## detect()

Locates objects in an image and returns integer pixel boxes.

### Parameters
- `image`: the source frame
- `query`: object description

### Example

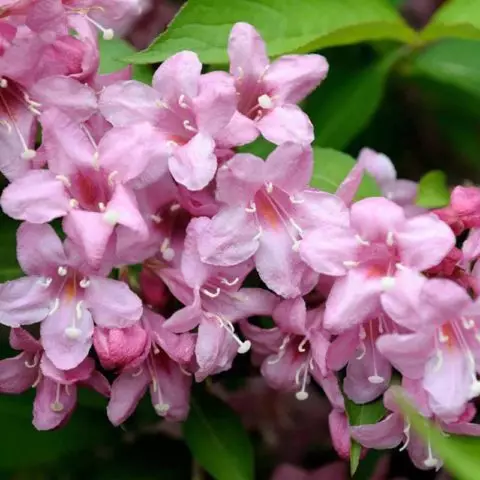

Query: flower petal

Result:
[350,413,404,449]
[0,354,37,393]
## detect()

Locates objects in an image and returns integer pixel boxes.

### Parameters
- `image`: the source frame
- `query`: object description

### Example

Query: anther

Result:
[55,175,71,187]
[368,375,385,384]
[0,78,7,88]
[253,228,263,241]
[178,94,188,109]
[462,317,475,330]
[104,210,120,225]
[438,329,449,343]
[220,277,240,287]
[108,170,118,186]
[37,277,52,287]
[380,276,396,291]
[343,261,359,268]
[21,149,36,160]
[355,234,370,246]
[292,241,301,252]
[65,326,82,340]
[202,287,221,298]
[258,94,274,109]
[49,298,60,316]
[57,266,68,277]
[183,120,197,132]
[154,403,170,414]
[79,278,90,288]
[289,195,304,204]
[386,231,394,246]
[245,202,257,213]
[150,214,163,224]
[298,337,308,353]
[265,182,273,194]
[69,199,79,208]
[170,203,180,212]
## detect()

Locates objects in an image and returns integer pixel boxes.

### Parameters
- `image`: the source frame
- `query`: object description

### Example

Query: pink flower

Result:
[378,274,480,422]
[1,109,156,266]
[0,328,109,431]
[163,217,279,381]
[242,296,343,407]
[0,223,142,370]
[100,51,238,191]
[107,308,194,425]
[351,380,480,471]
[299,197,455,332]
[198,143,347,298]
[227,22,328,145]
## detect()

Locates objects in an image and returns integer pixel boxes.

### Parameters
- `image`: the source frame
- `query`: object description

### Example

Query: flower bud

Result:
[93,324,149,371]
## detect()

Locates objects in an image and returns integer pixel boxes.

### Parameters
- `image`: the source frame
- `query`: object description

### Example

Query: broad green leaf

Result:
[128,0,415,65]
[308,50,402,150]
[395,388,480,480]
[311,148,382,200]
[98,36,153,84]
[416,170,450,208]
[0,213,21,281]
[0,393,115,470]
[422,0,480,41]
[345,397,386,475]
[183,391,254,480]
[410,39,480,99]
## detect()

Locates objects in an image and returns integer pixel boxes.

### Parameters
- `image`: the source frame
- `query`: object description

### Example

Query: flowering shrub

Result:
[1,0,480,479]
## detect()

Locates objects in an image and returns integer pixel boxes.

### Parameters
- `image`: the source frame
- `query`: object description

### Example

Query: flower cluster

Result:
[0,3,478,474]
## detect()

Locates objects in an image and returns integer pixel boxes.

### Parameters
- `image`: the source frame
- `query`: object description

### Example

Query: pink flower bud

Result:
[328,409,352,461]
[140,267,169,309]
[93,325,149,371]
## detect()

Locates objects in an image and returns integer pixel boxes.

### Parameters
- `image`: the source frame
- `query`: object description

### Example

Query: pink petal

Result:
[264,143,313,194]
[396,214,455,271]
[98,123,169,189]
[424,347,472,422]
[221,288,280,322]
[351,413,404,449]
[215,153,265,206]
[197,206,260,266]
[255,226,315,298]
[463,228,480,261]
[328,409,351,460]
[376,332,433,379]
[152,51,202,102]
[41,299,94,370]
[1,170,70,223]
[99,80,161,126]
[335,161,366,207]
[33,378,77,431]
[9,327,42,352]
[31,76,97,122]
[0,276,51,327]
[228,22,269,81]
[327,327,360,371]
[350,197,405,242]
[62,210,114,266]
[82,370,111,397]
[215,112,258,148]
[357,148,396,186]
[163,299,203,333]
[40,356,95,385]
[257,104,313,145]
[0,354,37,393]
[16,223,67,276]
[315,372,345,410]
[107,368,149,426]
[261,343,301,392]
[85,276,143,328]
[299,225,357,276]
[324,271,382,333]
[169,133,217,191]
[273,296,307,336]
[264,54,329,104]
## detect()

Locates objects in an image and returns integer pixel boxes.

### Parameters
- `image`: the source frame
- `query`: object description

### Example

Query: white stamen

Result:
[355,234,370,246]
[220,277,239,287]
[298,337,308,353]
[28,105,41,116]
[343,260,359,268]
[0,120,12,132]
[162,248,175,262]
[49,298,60,316]
[258,94,274,110]
[50,384,64,412]
[395,263,408,271]
[359,326,367,340]
[245,202,257,213]
[356,343,366,361]
[216,315,251,354]
[399,422,410,451]
[295,363,309,401]
[25,355,39,369]
[292,241,301,252]
[253,228,263,241]
[98,202,106,212]
[462,317,476,330]
[69,199,79,208]
[170,203,181,212]
[104,210,120,225]
[24,94,41,108]
[183,120,197,132]
[438,330,449,343]
[132,367,144,378]
[265,182,273,194]
[202,287,221,298]
[55,175,71,187]
[92,151,100,169]
[289,195,304,204]
[178,94,188,109]
[149,213,162,224]
[108,170,118,186]
[65,326,82,340]
[156,100,169,109]
[0,78,7,88]
[237,66,244,80]
[154,403,170,414]
[424,438,440,469]
[380,276,396,291]
[289,218,303,235]
[103,28,114,40]
[75,301,84,320]
[57,266,68,277]
[79,278,90,288]
[368,375,385,384]
[21,149,36,160]
[386,231,394,246]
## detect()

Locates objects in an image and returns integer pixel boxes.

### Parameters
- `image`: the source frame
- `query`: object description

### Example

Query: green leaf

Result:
[308,50,402,150]
[345,396,386,475]
[98,36,153,83]
[394,388,480,480]
[410,39,480,99]
[0,213,22,281]
[422,0,480,42]
[128,0,415,65]
[183,391,254,480]
[416,170,450,208]
[311,148,382,200]
[0,393,115,470]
